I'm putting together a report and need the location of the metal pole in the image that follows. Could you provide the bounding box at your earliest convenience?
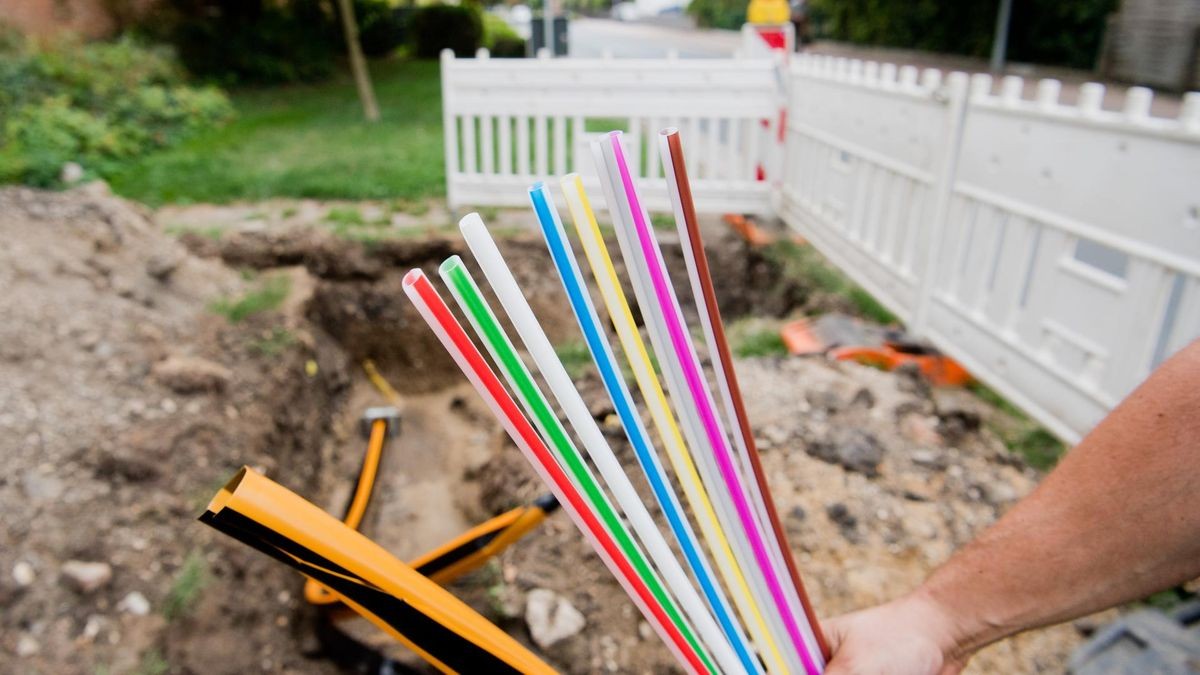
[542,0,555,58]
[990,0,1013,73]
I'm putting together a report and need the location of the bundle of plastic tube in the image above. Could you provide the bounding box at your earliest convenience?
[404,129,828,674]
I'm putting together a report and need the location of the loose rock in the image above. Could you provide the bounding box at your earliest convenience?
[152,356,231,394]
[12,561,35,587]
[117,591,150,616]
[525,588,586,649]
[61,560,113,594]
[807,428,885,476]
[16,634,39,657]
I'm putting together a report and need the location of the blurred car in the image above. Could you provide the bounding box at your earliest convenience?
[611,1,640,21]
[508,4,533,39]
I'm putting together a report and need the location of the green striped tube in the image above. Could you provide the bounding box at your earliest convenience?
[439,256,716,674]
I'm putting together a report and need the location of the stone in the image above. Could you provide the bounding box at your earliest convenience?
[637,621,654,641]
[145,253,181,281]
[16,634,39,657]
[152,356,231,394]
[807,428,885,476]
[825,502,860,543]
[60,162,85,185]
[980,480,1019,506]
[61,560,113,594]
[117,591,150,616]
[525,588,586,649]
[910,449,946,470]
[12,561,35,587]
[21,470,64,501]
[849,387,876,410]
[805,388,842,413]
[899,414,943,446]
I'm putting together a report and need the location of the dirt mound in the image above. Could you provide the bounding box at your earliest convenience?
[0,184,353,673]
[1,186,1095,674]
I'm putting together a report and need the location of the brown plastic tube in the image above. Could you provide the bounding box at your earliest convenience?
[666,130,831,660]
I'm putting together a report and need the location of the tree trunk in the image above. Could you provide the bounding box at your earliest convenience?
[336,0,381,122]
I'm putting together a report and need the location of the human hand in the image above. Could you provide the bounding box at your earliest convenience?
[822,591,969,675]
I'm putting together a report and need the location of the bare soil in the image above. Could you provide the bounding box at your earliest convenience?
[1,187,1100,674]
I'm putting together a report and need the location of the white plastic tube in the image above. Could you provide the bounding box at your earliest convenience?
[561,172,790,675]
[459,214,744,675]
[590,137,808,675]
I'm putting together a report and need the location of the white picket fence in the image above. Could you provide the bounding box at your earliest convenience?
[440,49,781,214]
[442,48,1200,444]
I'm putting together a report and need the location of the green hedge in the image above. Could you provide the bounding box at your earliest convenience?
[808,0,1118,70]
[0,36,232,187]
[687,0,747,30]
[483,12,528,57]
[144,0,407,85]
[409,4,484,59]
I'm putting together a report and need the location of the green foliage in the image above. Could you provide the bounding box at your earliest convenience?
[1139,586,1195,612]
[807,0,1117,69]
[649,212,676,231]
[249,327,297,356]
[0,36,232,187]
[356,2,410,58]
[108,60,444,204]
[163,551,209,621]
[483,12,527,57]
[137,649,169,675]
[761,240,898,324]
[687,0,746,30]
[968,382,1066,469]
[144,0,406,85]
[734,329,788,358]
[325,206,366,226]
[555,340,593,380]
[409,4,484,58]
[209,275,291,323]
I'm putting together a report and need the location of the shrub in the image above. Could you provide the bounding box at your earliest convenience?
[144,0,406,84]
[0,36,233,187]
[687,0,746,30]
[357,3,410,58]
[483,12,527,57]
[145,0,338,85]
[409,4,484,59]
[807,0,1117,70]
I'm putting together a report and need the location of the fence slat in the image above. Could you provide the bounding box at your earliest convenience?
[516,116,531,176]
[534,115,548,177]
[647,117,662,180]
[498,115,512,175]
[463,115,478,175]
[553,116,567,176]
[705,118,720,180]
[480,115,494,176]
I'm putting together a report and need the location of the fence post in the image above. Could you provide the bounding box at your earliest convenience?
[440,49,460,213]
[910,71,970,335]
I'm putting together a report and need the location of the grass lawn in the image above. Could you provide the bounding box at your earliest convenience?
[108,59,444,205]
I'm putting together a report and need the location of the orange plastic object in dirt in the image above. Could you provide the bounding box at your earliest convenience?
[780,318,826,356]
[830,343,973,387]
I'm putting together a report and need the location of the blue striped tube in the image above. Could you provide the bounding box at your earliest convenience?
[529,183,764,674]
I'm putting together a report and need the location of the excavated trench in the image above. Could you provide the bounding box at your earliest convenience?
[180,224,817,673]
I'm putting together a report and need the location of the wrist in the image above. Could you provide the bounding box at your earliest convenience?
[901,584,981,668]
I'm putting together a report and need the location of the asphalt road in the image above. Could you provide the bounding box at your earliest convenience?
[568,17,741,58]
